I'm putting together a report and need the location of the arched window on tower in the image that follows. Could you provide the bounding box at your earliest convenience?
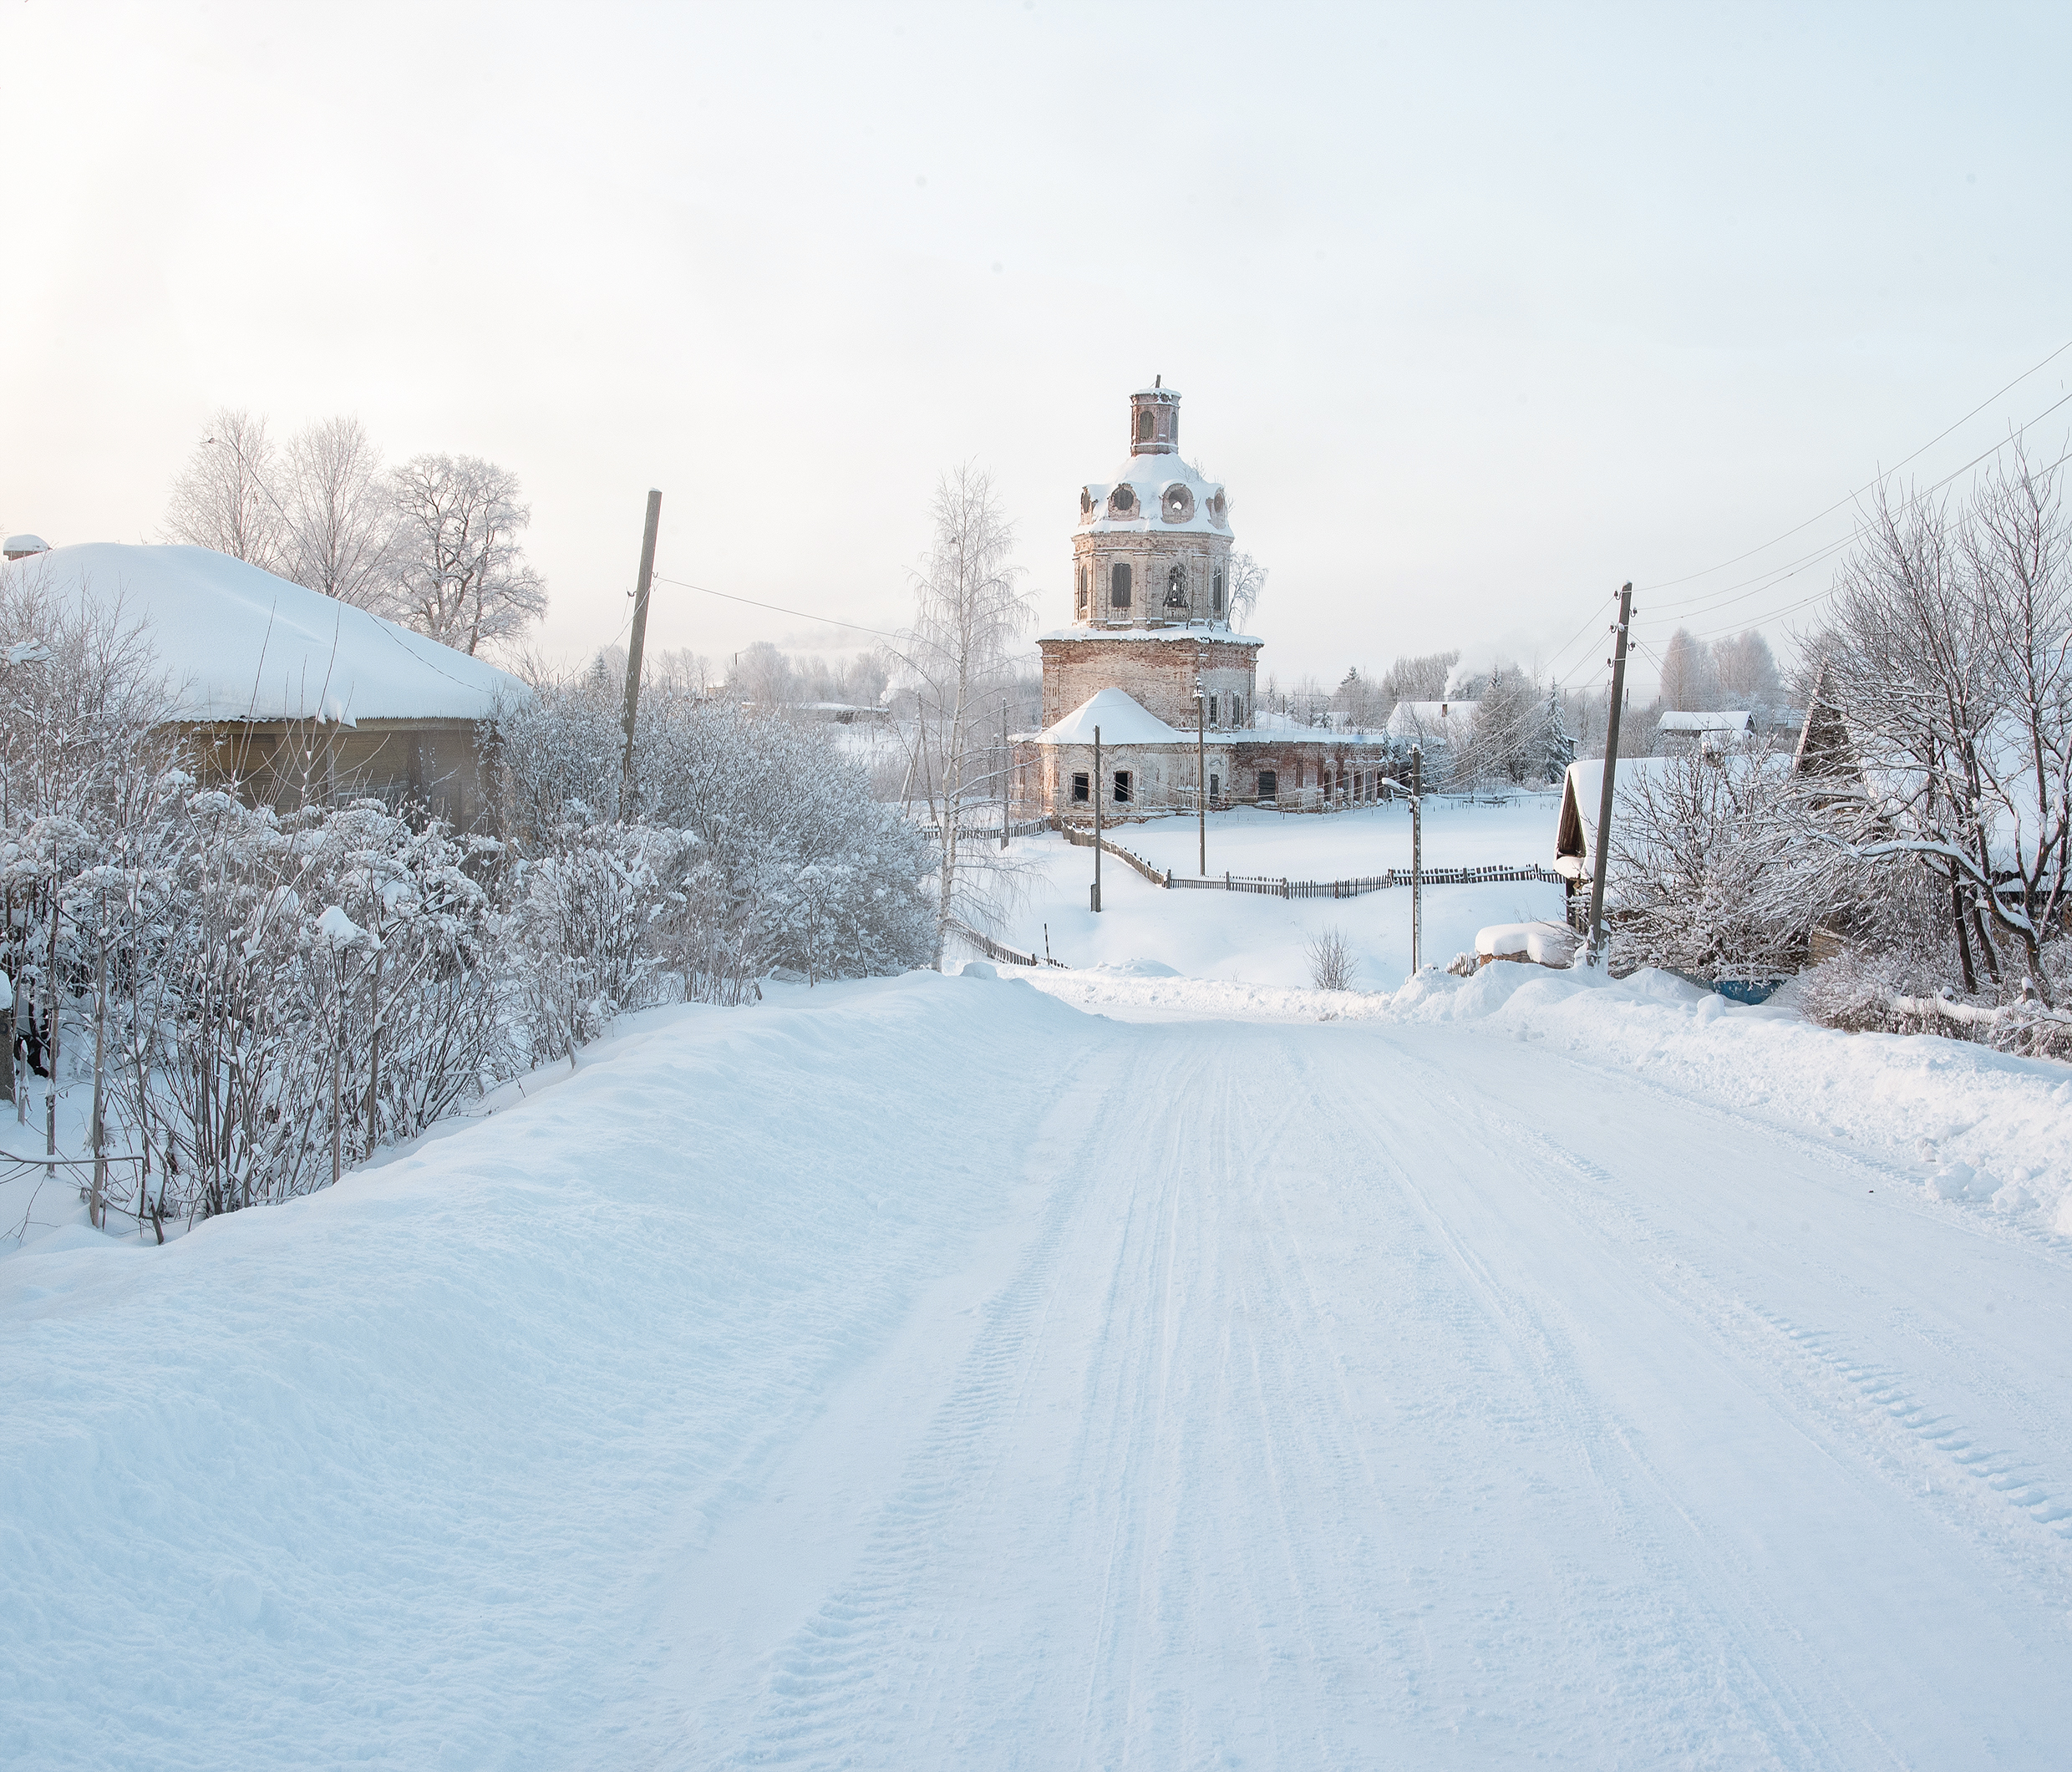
[1076,566,1087,616]
[1135,409,1153,443]
[1163,563,1187,611]
[1212,568,1225,616]
[1110,562,1131,610]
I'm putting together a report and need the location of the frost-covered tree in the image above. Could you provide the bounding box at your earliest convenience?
[1227,551,1267,629]
[385,454,548,656]
[1657,627,1719,712]
[280,416,394,608]
[163,409,285,571]
[1711,628,1783,710]
[898,464,1033,961]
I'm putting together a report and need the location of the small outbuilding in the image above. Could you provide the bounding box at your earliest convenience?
[1655,709,1754,755]
[1,542,526,829]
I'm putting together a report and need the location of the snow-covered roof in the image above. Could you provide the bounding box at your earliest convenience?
[1385,699,1480,740]
[3,534,50,558]
[0,543,526,725]
[1658,710,1753,734]
[1552,758,1678,878]
[1079,450,1230,537]
[1035,688,1182,747]
[1038,624,1262,647]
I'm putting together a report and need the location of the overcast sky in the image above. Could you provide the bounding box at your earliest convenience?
[4,2,2068,698]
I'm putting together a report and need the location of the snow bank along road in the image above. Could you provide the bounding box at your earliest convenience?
[5,974,2071,1768]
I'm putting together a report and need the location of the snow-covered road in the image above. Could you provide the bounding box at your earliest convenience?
[6,973,2070,1767]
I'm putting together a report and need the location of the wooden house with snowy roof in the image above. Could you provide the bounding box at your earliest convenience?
[0,542,526,829]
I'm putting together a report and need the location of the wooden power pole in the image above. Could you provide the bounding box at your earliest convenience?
[999,696,1010,851]
[1410,744,1423,974]
[1091,725,1102,913]
[1197,675,1207,876]
[1587,583,1634,967]
[619,489,664,812]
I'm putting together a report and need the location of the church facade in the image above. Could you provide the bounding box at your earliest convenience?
[1028,383,1397,818]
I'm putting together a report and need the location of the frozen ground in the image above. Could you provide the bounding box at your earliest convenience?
[5,960,2071,1769]
[996,797,1565,988]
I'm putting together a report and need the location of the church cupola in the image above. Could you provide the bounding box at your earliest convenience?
[1130,378,1181,456]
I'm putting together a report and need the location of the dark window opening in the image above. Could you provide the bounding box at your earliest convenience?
[1257,769,1277,803]
[1210,773,1221,805]
[1110,562,1131,609]
[1136,409,1153,442]
[1075,566,1087,615]
[1071,771,1090,803]
[1112,770,1132,805]
[1212,570,1225,614]
[1163,563,1187,609]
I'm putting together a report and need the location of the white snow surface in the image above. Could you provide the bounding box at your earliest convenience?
[1,543,525,724]
[7,966,2072,1767]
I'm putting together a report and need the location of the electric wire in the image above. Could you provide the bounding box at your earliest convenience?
[1638,335,2072,607]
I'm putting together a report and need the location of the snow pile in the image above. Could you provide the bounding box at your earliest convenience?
[1475,920,1578,966]
[1,543,524,724]
[1384,962,2072,1234]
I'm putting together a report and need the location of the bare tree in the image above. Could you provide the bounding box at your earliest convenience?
[1657,627,1719,711]
[386,454,548,655]
[281,416,394,608]
[901,465,1033,961]
[1378,649,1460,710]
[163,409,284,571]
[1227,551,1267,629]
[1810,451,2071,1001]
[1305,925,1358,991]
[1712,628,1783,708]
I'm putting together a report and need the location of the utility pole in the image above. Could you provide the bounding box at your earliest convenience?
[999,696,1010,851]
[1410,744,1423,974]
[1587,583,1634,967]
[1197,679,1208,876]
[619,489,663,815]
[1091,725,1103,913]
[45,890,58,1180]
[90,926,105,1230]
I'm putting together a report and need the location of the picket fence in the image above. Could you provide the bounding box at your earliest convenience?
[1168,863,1564,900]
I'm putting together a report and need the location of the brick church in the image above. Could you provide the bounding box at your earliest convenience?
[1028,383,1396,816]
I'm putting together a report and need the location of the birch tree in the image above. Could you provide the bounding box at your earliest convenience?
[163,409,284,571]
[901,465,1031,962]
[281,416,394,608]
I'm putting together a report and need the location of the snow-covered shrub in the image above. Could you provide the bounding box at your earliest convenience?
[494,673,932,998]
[1607,749,1875,978]
[1306,925,1358,992]
[119,795,505,1218]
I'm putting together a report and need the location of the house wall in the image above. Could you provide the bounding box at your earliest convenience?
[179,717,497,829]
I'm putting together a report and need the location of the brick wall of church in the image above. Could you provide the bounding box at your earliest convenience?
[1039,635,1261,730]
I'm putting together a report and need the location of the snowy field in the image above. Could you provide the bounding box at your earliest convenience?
[6,955,2072,1767]
[995,797,1566,988]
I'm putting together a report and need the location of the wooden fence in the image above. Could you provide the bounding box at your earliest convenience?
[1164,863,1564,899]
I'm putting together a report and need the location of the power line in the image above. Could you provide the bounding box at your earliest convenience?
[1633,406,2072,636]
[1638,334,2072,607]
[648,573,906,642]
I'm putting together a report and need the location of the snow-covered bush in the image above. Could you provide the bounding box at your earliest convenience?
[1606,749,1872,978]
[494,670,932,1000]
[119,796,504,1219]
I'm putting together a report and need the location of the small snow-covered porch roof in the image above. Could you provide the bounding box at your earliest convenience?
[1552,757,1677,881]
[1034,687,1183,747]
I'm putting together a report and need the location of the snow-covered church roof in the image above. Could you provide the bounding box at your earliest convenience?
[1035,687,1183,747]
[0,543,526,725]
